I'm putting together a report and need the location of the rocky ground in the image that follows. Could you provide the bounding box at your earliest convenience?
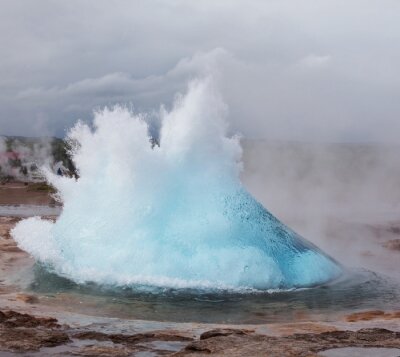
[0,308,400,356]
[0,182,399,356]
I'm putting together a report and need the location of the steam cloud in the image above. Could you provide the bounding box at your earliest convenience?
[0,136,55,181]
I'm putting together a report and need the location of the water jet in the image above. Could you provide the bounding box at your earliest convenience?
[12,79,341,291]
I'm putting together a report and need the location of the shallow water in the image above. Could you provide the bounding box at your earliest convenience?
[0,204,61,217]
[27,265,400,324]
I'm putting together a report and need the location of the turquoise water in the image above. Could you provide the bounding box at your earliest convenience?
[30,266,400,324]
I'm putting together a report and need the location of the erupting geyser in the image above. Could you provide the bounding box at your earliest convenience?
[12,79,341,291]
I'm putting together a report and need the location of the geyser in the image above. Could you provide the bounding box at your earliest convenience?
[12,79,341,291]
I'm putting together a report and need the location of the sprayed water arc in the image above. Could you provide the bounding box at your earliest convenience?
[12,78,341,291]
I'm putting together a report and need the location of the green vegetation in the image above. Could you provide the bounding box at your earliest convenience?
[27,182,57,193]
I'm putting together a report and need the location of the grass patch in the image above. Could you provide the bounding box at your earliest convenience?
[27,182,57,193]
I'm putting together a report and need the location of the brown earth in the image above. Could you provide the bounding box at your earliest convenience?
[268,322,338,336]
[0,217,21,240]
[345,310,400,322]
[0,181,56,205]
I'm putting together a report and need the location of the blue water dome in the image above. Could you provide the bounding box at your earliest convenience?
[216,188,342,289]
[11,79,342,291]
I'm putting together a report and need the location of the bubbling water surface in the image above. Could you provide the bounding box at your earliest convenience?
[12,78,341,291]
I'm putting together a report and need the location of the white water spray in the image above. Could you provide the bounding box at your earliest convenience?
[12,78,341,290]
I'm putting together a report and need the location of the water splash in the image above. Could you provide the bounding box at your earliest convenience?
[12,78,341,291]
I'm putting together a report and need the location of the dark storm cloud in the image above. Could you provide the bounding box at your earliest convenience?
[1,0,400,142]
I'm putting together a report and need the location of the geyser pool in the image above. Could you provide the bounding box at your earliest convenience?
[12,79,341,291]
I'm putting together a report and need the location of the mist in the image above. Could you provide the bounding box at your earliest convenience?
[241,140,400,277]
[0,136,55,180]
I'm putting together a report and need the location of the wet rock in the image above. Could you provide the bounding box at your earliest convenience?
[175,328,400,357]
[200,328,253,340]
[73,331,110,341]
[0,310,193,355]
[0,327,70,352]
[72,345,132,357]
[0,310,60,328]
[184,343,212,353]
[0,308,399,356]
[0,310,70,352]
[74,330,193,346]
[110,331,193,345]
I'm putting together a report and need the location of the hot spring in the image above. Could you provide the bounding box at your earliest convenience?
[11,78,341,292]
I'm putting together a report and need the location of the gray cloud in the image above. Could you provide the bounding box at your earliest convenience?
[1,0,400,142]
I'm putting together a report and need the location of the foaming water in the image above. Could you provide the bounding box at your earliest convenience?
[12,78,341,290]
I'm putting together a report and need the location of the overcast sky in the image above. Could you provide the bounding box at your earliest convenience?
[1,0,399,142]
